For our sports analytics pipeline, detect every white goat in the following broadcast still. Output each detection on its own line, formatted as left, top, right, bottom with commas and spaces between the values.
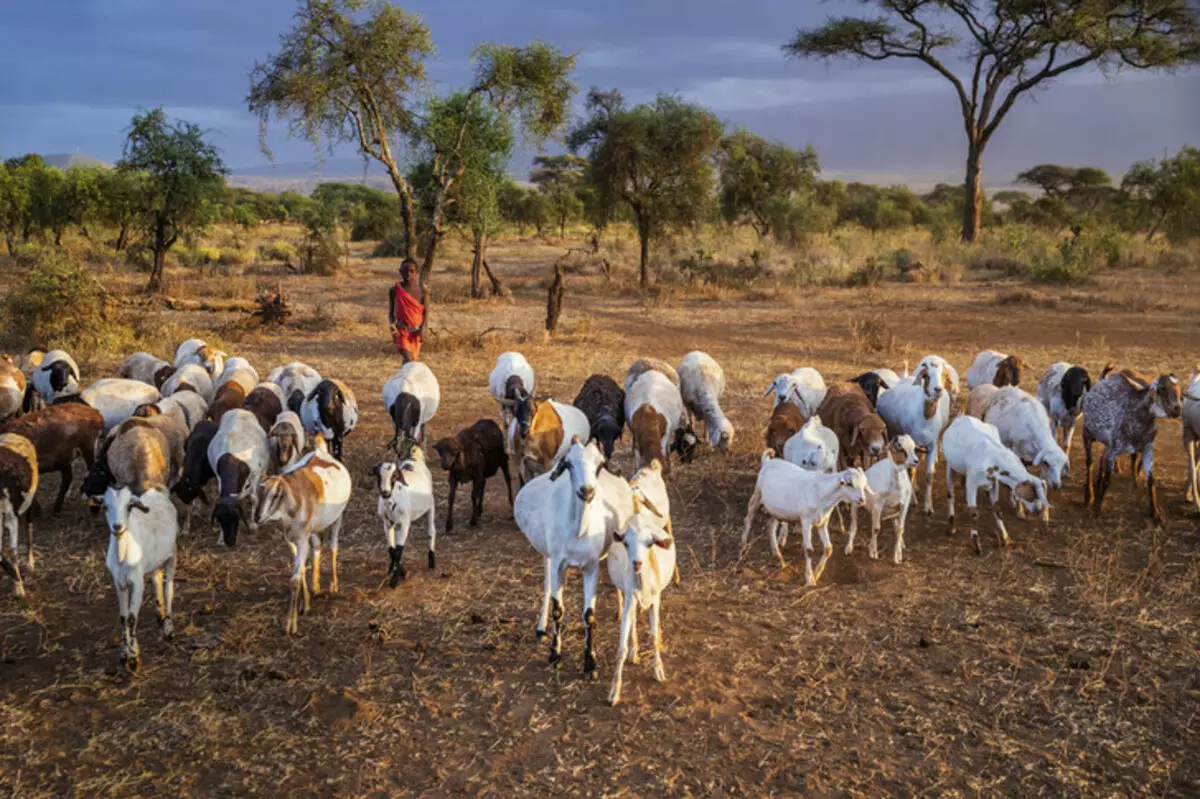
81, 379, 163, 434
216, 357, 259, 393
266, 362, 323, 412
742, 452, 872, 585
161, 363, 216, 405
974, 386, 1070, 490
372, 447, 436, 587
117, 352, 175, 388
629, 459, 678, 585
678, 350, 733, 451
152, 391, 210, 433
382, 362, 440, 450
782, 414, 840, 473
1036, 361, 1096, 454
1182, 366, 1200, 515
104, 485, 178, 671
625, 370, 694, 472
514, 437, 633, 677
32, 349, 80, 404
875, 355, 958, 514
846, 435, 920, 563
208, 409, 270, 547
174, 339, 225, 378
942, 415, 1050, 553
764, 367, 826, 417
489, 352, 535, 449
607, 493, 676, 706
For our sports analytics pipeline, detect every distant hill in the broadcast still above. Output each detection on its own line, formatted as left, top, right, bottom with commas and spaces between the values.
41, 153, 110, 170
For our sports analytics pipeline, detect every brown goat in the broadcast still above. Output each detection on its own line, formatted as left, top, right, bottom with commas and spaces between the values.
816, 383, 889, 468
208, 381, 248, 425
0, 402, 103, 514
764, 402, 806, 456
433, 419, 513, 533
243, 386, 283, 433
993, 355, 1026, 388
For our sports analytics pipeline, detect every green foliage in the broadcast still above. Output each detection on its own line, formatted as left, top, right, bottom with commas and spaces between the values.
718, 130, 820, 239
231, 204, 260, 230
176, 245, 222, 267
1122, 146, 1200, 244
258, 241, 297, 263
28, 165, 68, 243
98, 168, 146, 250
297, 201, 343, 275
530, 154, 586, 236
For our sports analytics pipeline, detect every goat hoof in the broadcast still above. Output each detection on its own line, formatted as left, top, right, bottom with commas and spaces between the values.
125, 655, 140, 673
536, 629, 547, 640
469, 517, 480, 528
427, 552, 436, 570
548, 650, 562, 666
389, 569, 404, 589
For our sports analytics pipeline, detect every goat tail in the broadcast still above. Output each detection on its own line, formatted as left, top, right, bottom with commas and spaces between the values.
1100, 360, 1117, 380
761, 448, 776, 464
313, 433, 329, 453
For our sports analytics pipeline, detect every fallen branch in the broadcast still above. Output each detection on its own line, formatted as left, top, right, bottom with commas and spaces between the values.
161, 296, 259, 313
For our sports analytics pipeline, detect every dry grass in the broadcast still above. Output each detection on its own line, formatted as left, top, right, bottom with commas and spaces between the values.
1, 228, 1199, 796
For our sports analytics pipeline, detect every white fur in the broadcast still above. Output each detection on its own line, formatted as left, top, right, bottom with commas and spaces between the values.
81, 379, 162, 434
489, 352, 535, 440
678, 350, 733, 451
624, 371, 689, 472
1036, 362, 1085, 453
161, 363, 216, 405
374, 452, 437, 584
173, 339, 225, 378
966, 350, 1009, 390
977, 386, 1070, 489
382, 362, 441, 443
266, 362, 323, 404
1182, 369, 1200, 514
846, 435, 919, 563
216, 357, 259, 393
117, 352, 172, 386
782, 414, 840, 473
32, 349, 80, 403
875, 355, 957, 514
764, 367, 826, 417
154, 391, 209, 433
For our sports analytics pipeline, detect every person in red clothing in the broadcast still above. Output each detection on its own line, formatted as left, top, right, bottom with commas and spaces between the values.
389, 259, 426, 361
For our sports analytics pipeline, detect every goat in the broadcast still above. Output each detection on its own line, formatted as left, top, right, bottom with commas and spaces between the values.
0, 433, 38, 597
624, 358, 680, 392
629, 459, 679, 586
607, 493, 675, 706
764, 367, 827, 417
1, 356, 25, 423
81, 379, 162, 434
253, 440, 352, 635
511, 399, 591, 485
1, 402, 102, 514
943, 415, 1050, 553
18, 348, 46, 412
32, 349, 80, 405
207, 381, 248, 425
816, 383, 888, 468
173, 338, 226, 379
678, 351, 734, 452
1082, 369, 1182, 525
208, 409, 270, 547
266, 362, 323, 415
173, 420, 219, 536
625, 369, 696, 474
848, 366, 905, 409
845, 435, 920, 563
103, 485, 178, 671
1183, 366, 1200, 515
81, 415, 184, 505
432, 419, 513, 534
489, 352, 535, 451
967, 350, 1026, 390
268, 411, 306, 474
514, 437, 633, 677
875, 355, 958, 515
215, 358, 259, 393
372, 448, 436, 586
781, 414, 840, 474
572, 374, 625, 460
742, 451, 871, 585
243, 384, 284, 433
161, 363, 216, 405
765, 402, 806, 456
969, 386, 1069, 490
117, 352, 175, 389
300, 379, 358, 461
382, 362, 440, 453
1037, 361, 1103, 454
138, 391, 208, 433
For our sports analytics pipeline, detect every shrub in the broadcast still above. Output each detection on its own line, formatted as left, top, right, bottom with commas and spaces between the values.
845, 257, 890, 287
372, 236, 407, 258
258, 241, 296, 263
299, 230, 342, 275
176, 245, 221, 267
123, 243, 154, 273
218, 246, 253, 266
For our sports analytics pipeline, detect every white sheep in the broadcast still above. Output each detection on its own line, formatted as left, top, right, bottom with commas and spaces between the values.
117, 352, 175, 388
32, 349, 80, 404
372, 447, 436, 587
161, 363, 216, 405
81, 379, 163, 434
174, 339, 226, 378
515, 437, 633, 677
607, 493, 676, 707
103, 485, 178, 671
973, 386, 1070, 490
782, 414, 840, 473
742, 451, 872, 585
764, 367, 827, 417
942, 415, 1050, 553
382, 362, 440, 450
489, 352, 535, 450
625, 369, 695, 473
678, 350, 733, 451
845, 435, 920, 563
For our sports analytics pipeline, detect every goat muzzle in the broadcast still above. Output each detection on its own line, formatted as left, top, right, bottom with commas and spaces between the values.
578, 486, 596, 504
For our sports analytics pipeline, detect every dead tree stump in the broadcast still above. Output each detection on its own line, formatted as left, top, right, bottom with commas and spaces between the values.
545, 263, 565, 338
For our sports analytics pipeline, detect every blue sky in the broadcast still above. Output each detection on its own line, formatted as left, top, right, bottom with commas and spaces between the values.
2, 0, 1197, 186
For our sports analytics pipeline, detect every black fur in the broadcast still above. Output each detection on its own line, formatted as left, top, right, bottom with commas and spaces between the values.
286, 390, 305, 417
432, 419, 512, 533
214, 453, 250, 547
309, 380, 347, 458
389, 392, 422, 444
173, 421, 219, 505
591, 416, 624, 460
505, 375, 534, 436
153, 364, 176, 389
573, 374, 625, 459
849, 371, 886, 408
46, 360, 76, 393
243, 386, 284, 433
1061, 366, 1093, 416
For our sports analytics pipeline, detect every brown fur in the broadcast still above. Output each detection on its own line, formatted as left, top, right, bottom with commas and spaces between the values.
208, 382, 249, 425
764, 402, 806, 455
993, 355, 1026, 387
518, 401, 565, 478
816, 383, 889, 468
0, 403, 102, 491
965, 385, 1001, 419
630, 405, 668, 471
243, 386, 284, 433
0, 356, 26, 421
432, 419, 513, 533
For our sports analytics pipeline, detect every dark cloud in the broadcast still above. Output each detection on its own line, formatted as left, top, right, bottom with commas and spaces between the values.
1, 0, 1196, 181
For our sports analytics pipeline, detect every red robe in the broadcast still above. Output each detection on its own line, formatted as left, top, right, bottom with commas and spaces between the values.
391, 283, 425, 359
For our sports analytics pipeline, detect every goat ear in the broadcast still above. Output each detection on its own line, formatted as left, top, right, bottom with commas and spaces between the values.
653, 535, 673, 549
394, 469, 408, 487
612, 531, 625, 543
640, 496, 664, 519
850, 424, 860, 447
1121, 373, 1147, 391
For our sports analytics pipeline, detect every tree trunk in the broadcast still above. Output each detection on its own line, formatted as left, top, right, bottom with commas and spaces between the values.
385, 163, 418, 261
559, 215, 566, 239
961, 142, 984, 243
147, 219, 167, 293
482, 258, 505, 296
53, 229, 63, 247
1145, 209, 1168, 243
471, 227, 485, 299
421, 183, 446, 289
4, 233, 14, 256
115, 224, 128, 252
636, 212, 651, 289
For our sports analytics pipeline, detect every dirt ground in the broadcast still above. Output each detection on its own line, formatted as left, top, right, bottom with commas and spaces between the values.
2, 240, 1199, 797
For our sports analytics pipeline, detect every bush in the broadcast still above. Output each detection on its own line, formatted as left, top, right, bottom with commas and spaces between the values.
1, 251, 132, 354
123, 243, 154, 273
218, 246, 253, 266
299, 230, 342, 275
176, 245, 221, 267
258, 241, 296, 263
372, 236, 407, 258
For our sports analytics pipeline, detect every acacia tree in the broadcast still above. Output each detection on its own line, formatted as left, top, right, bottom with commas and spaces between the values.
785, 1, 1200, 243
248, 0, 433, 260
530, 154, 586, 237
568, 90, 723, 288
718, 130, 820, 238
99, 169, 146, 251
119, 108, 227, 293
1122, 145, 1200, 242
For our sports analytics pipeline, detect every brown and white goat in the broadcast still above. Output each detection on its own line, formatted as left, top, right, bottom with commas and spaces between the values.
764, 402, 806, 457
0, 433, 38, 597
1, 402, 103, 514
510, 399, 591, 485
967, 350, 1026, 390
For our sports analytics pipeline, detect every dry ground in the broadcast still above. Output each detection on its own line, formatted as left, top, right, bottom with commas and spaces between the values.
2, 237, 1199, 796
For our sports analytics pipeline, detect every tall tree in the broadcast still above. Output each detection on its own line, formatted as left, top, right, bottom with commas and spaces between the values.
63, 166, 105, 240
785, 1, 1200, 243
119, 108, 228, 292
529, 154, 586, 237
0, 161, 31, 255
568, 90, 723, 288
1122, 145, 1200, 242
248, 0, 433, 260
98, 169, 146, 251
718, 130, 820, 238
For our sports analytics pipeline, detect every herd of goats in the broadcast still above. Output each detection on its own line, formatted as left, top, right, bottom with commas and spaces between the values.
1, 341, 1199, 705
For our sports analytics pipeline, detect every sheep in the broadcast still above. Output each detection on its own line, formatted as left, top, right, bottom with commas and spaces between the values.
81, 415, 184, 505
942, 415, 1050, 553
489, 352, 535, 453
268, 411, 306, 474
815, 383, 889, 468
845, 435, 920, 563
781, 414, 840, 474
764, 367, 827, 417
607, 493, 676, 706
208, 409, 270, 547
1, 402, 102, 514
161, 363, 216, 405
848, 366, 905, 408
117, 352, 175, 388
243, 384, 284, 433
382, 362, 440, 453
174, 338, 226, 379
765, 402, 806, 456
1036, 361, 1106, 454
875, 355, 958, 515
138, 391, 209, 433
81, 379, 163, 434
1082, 369, 1182, 525
207, 381, 248, 425
967, 350, 1026, 390
432, 419, 513, 534
372, 448, 436, 586
267, 362, 323, 415
172, 420, 219, 536
1, 355, 25, 423
103, 485, 178, 671
300, 379, 358, 461
32, 349, 81, 405
511, 399, 592, 485
625, 369, 697, 474
0, 433, 38, 597
215, 358, 259, 392
624, 358, 680, 392
742, 452, 872, 585
1182, 366, 1200, 515
572, 374, 625, 460
253, 439, 352, 635
514, 436, 634, 676
678, 351, 734, 452
969, 386, 1070, 490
